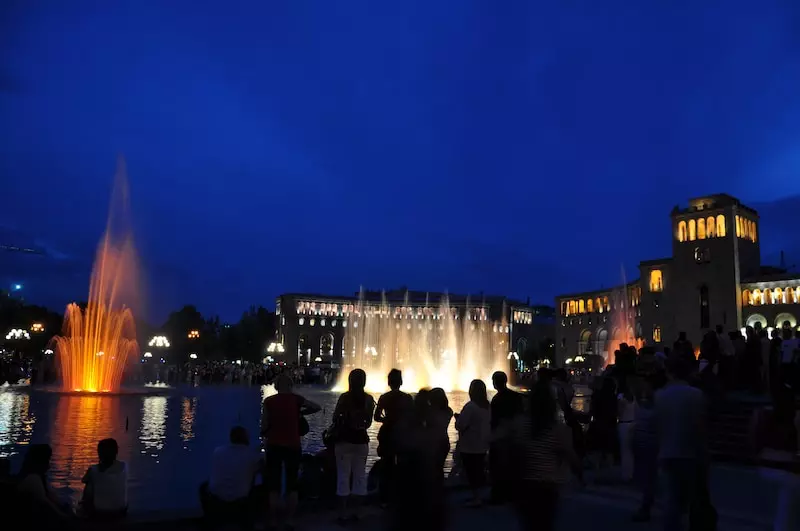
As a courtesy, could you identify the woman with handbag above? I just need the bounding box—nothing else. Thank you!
[261,374,321,530]
[330,369,375,524]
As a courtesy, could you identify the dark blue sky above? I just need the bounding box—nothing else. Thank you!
[2,1,800,323]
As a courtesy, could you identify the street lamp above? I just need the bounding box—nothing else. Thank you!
[187,330,200,339]
[30,323,44,333]
[5,329,30,340]
[148,335,170,348]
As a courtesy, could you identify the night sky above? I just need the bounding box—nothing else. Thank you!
[2,2,800,323]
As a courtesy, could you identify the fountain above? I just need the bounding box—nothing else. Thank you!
[605,265,643,366]
[52,157,139,393]
[335,290,509,392]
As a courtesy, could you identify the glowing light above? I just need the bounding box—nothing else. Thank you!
[143,352,153,358]
[334,292,509,392]
[30,323,45,333]
[188,353,198,359]
[507,352,519,360]
[53,157,139,393]
[5,329,30,340]
[12,284,22,291]
[148,336,170,348]
[565,358,574,365]
[314,356,322,362]
[267,342,285,353]
[187,330,200,339]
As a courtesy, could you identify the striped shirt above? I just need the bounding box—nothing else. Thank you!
[511,415,568,484]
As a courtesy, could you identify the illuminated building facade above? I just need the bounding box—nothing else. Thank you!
[275,289,554,367]
[556,194,800,365]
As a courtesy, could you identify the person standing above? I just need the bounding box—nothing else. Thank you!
[655,357,713,531]
[631,377,659,522]
[81,438,128,519]
[455,379,492,507]
[374,369,413,506]
[510,378,583,531]
[261,374,322,530]
[332,369,375,524]
[489,371,522,504]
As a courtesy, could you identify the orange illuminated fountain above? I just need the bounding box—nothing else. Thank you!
[53,156,139,393]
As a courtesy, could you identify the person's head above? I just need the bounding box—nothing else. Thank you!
[414,389,432,424]
[746,325,755,339]
[468,379,489,409]
[348,369,367,395]
[759,329,768,339]
[230,426,249,446]
[20,444,52,477]
[387,369,403,390]
[679,331,687,341]
[554,368,568,383]
[491,371,508,391]
[783,327,793,340]
[537,367,552,383]
[275,373,293,393]
[666,356,692,381]
[429,387,448,410]
[97,438,118,466]
[528,378,557,436]
[728,331,739,340]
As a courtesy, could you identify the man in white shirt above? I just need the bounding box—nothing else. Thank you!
[202,426,263,526]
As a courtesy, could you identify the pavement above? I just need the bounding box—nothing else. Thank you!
[127,462,778,531]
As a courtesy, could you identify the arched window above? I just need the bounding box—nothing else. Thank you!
[649,270,663,292]
[773,288,784,304]
[560,301,567,315]
[595,297,602,314]
[688,219,697,241]
[578,300,585,313]
[587,299,594,313]
[320,333,334,357]
[706,216,715,238]
[753,222,758,242]
[742,289,751,307]
[735,216,742,238]
[568,300,576,315]
[752,289,763,306]
[698,218,706,239]
[677,221,688,242]
[716,215,726,237]
[789,288,799,304]
[603,296,610,312]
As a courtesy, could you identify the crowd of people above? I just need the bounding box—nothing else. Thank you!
[4,324,800,530]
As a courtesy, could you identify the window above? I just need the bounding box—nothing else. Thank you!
[578,300,585,313]
[678,221,688,242]
[700,285,710,329]
[688,219,697,241]
[773,288,783,304]
[587,299,594,312]
[706,216,715,238]
[742,289,751,307]
[716,215,726,237]
[596,297,602,314]
[560,301,567,315]
[653,326,662,342]
[698,218,706,239]
[649,270,664,292]
[735,216,741,237]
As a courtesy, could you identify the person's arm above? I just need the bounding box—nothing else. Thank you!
[364,396,376,429]
[300,395,322,415]
[260,399,269,437]
[374,396,386,423]
[455,404,470,432]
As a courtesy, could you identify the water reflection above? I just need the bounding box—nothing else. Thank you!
[50,395,124,502]
[0,391,34,457]
[180,397,197,448]
[139,396,167,457]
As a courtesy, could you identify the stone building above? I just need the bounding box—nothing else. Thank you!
[555,194,799,366]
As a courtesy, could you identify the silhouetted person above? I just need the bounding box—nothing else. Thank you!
[81,438,127,519]
[489,371,522,504]
[456,379,491,507]
[389,390,447,531]
[656,357,714,531]
[374,369,413,506]
[17,444,74,528]
[201,426,263,530]
[673,331,694,363]
[428,387,453,474]
[510,378,583,531]
[261,374,321,529]
[332,369,375,523]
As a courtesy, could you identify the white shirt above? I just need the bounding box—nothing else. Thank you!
[209,444,263,501]
[455,401,491,454]
[86,461,128,512]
